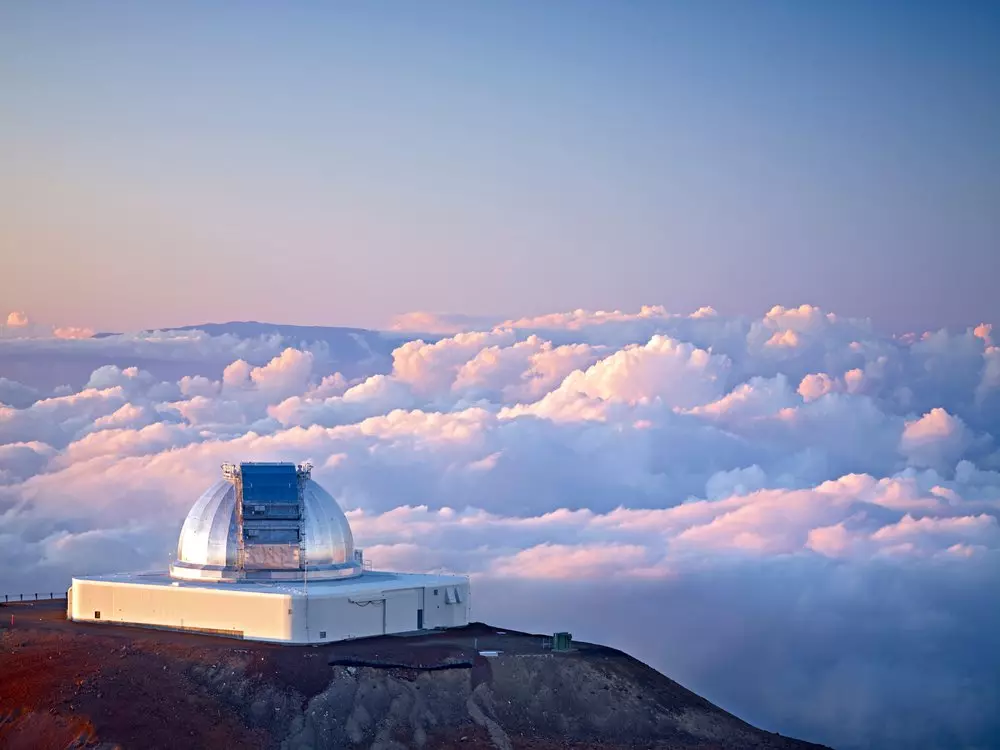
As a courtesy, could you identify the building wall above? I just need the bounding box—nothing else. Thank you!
[69,574,472,645]
[291,590,385,642]
[70,579,293,641]
[422,582,470,629]
[292,579,470,643]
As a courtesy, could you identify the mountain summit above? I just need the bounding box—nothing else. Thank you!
[1,600,829,749]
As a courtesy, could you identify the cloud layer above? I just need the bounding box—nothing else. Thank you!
[1,305,999,749]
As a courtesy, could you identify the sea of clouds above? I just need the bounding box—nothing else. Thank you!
[2,304,999,749]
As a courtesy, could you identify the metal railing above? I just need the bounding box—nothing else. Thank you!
[2,592,61,603]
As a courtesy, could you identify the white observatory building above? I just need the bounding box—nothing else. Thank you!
[67,462,470,643]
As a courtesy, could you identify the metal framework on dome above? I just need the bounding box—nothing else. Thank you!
[169,461,361,583]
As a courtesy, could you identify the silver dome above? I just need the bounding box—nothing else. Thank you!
[170,464,361,582]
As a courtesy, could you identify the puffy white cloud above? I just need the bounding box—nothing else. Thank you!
[452,336,602,403]
[248,347,314,397]
[504,335,729,422]
[764,303,835,332]
[0,304,998,750]
[86,365,152,391]
[490,305,754,359]
[269,375,417,428]
[798,372,839,402]
[0,377,39,408]
[804,522,857,557]
[977,344,1000,404]
[900,408,972,470]
[391,330,516,396]
[748,304,834,351]
[52,326,94,339]
[308,372,349,399]
[765,329,801,348]
[89,403,162,432]
[222,358,254,389]
[168,395,249,427]
[502,305,672,331]
[491,543,656,579]
[1,313,90,340]
[705,464,769,499]
[0,386,127,446]
[0,441,56,484]
[178,374,218,398]
[561,335,727,405]
[5,311,30,328]
[387,311,502,334]
[57,422,197,465]
[870,512,1000,548]
[82,364,179,402]
[0,327,353,396]
[690,374,797,421]
[844,367,866,393]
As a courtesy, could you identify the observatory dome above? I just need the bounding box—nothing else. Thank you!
[170,462,361,582]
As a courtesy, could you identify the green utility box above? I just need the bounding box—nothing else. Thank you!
[552,631,573,651]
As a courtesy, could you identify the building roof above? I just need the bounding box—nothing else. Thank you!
[72,570,468,598]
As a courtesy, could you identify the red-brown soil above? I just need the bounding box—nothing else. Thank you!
[1,600,830,750]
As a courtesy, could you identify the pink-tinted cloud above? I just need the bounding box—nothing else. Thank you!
[766,329,801,348]
[5,310,30,328]
[900,408,971,469]
[798,372,839,402]
[53,326,95,339]
[1,304,998,750]
[387,311,501,334]
[391,330,515,395]
[491,543,654,579]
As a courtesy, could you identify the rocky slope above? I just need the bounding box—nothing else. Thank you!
[0,600,830,749]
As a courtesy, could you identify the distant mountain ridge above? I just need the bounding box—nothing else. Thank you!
[19,322,433,393]
[95,320,428,344]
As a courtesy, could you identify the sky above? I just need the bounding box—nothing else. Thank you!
[2,1,998,333]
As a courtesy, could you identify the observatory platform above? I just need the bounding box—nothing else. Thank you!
[67,462,470,644]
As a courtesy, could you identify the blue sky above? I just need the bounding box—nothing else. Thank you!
[1,1,997,331]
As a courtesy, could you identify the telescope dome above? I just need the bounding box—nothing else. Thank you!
[169,463,361,582]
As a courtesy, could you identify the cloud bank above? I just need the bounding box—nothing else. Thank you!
[1,304,998,749]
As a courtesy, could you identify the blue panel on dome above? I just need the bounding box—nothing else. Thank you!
[240,462,298,503]
[240,462,301,534]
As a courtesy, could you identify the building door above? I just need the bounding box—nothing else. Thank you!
[417,608,424,630]
[384,591,419,634]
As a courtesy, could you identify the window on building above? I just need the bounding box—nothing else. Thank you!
[94,611,101,619]
[319,631,326,639]
[433,589,439,595]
